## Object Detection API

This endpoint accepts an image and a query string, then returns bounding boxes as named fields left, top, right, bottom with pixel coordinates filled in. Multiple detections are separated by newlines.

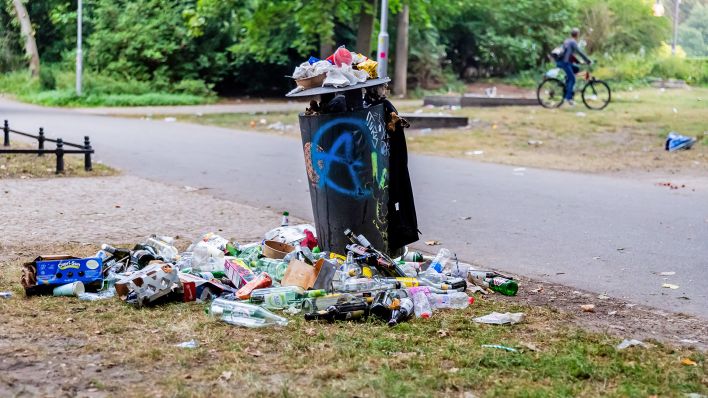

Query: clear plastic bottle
left=428, top=291, right=474, bottom=309
left=429, top=248, right=452, bottom=273
left=207, top=298, right=288, bottom=328
left=412, top=291, right=432, bottom=319
left=144, top=235, right=179, bottom=262
left=397, top=261, right=421, bottom=277
left=192, top=241, right=225, bottom=272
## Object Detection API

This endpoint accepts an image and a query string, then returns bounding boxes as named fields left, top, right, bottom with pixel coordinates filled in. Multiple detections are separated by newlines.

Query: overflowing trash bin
left=15, top=46, right=520, bottom=330
left=287, top=49, right=418, bottom=257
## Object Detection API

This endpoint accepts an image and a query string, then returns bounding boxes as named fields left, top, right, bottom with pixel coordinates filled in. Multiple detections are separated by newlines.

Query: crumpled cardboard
left=115, top=262, right=181, bottom=307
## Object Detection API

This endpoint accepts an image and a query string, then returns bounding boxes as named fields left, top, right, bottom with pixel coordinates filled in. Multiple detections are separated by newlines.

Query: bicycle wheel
left=537, top=78, right=566, bottom=109
left=582, top=80, right=611, bottom=110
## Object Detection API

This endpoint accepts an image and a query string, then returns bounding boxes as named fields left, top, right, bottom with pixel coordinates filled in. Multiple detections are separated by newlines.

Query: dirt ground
left=1, top=176, right=705, bottom=397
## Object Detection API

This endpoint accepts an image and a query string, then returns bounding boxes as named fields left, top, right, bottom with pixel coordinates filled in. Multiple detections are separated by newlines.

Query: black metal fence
left=1, top=120, right=93, bottom=174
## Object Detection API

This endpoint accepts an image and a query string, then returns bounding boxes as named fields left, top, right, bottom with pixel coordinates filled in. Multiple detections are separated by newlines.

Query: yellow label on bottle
left=328, top=253, right=346, bottom=264
left=440, top=284, right=449, bottom=291
left=395, top=277, right=419, bottom=287
left=361, top=266, right=373, bottom=278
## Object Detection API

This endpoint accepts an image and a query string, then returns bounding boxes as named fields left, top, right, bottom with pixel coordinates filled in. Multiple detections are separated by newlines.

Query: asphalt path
left=2, top=97, right=706, bottom=319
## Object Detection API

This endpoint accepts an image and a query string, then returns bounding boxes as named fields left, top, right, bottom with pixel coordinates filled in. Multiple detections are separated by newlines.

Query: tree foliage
left=0, top=0, right=700, bottom=95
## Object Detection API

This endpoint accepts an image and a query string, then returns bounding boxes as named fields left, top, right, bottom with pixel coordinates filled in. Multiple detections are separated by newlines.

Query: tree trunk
left=320, top=38, right=334, bottom=59
left=393, top=3, right=409, bottom=97
left=11, top=0, right=40, bottom=77
left=356, top=0, right=377, bottom=57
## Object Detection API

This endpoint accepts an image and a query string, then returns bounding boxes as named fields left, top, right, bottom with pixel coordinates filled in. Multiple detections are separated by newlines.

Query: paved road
left=2, top=98, right=707, bottom=319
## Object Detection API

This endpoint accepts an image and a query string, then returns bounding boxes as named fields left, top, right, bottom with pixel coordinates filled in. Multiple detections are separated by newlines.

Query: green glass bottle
left=253, top=258, right=288, bottom=282
left=207, top=298, right=288, bottom=328
left=486, top=276, right=518, bottom=296
left=249, top=286, right=326, bottom=309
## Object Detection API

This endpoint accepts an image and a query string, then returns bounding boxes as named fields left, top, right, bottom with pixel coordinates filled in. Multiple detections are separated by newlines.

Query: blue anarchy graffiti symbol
left=310, top=118, right=375, bottom=198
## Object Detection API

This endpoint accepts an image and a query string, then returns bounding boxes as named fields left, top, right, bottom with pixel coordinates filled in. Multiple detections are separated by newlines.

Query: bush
left=172, top=79, right=215, bottom=97
left=39, top=68, right=57, bottom=90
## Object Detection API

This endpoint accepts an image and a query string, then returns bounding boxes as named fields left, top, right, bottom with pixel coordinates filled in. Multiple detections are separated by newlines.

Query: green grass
left=0, top=68, right=215, bottom=107
left=0, top=142, right=118, bottom=178
left=0, top=246, right=706, bottom=397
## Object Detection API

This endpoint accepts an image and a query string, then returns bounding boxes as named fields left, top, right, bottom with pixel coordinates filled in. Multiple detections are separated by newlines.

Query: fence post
left=38, top=127, right=45, bottom=156
left=3, top=120, right=8, bottom=147
left=83, top=136, right=92, bottom=171
left=55, top=138, right=65, bottom=174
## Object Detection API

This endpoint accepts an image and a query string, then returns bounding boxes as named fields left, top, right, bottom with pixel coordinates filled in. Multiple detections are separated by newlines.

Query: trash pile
left=19, top=215, right=518, bottom=328
left=288, top=46, right=379, bottom=94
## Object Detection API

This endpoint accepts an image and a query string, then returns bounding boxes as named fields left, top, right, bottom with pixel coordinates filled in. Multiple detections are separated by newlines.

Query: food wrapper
left=357, top=59, right=378, bottom=79
left=351, top=52, right=368, bottom=64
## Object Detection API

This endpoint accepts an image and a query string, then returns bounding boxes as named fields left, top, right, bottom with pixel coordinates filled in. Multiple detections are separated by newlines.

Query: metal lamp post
left=76, top=0, right=82, bottom=96
left=653, top=0, right=681, bottom=55
left=376, top=0, right=389, bottom=78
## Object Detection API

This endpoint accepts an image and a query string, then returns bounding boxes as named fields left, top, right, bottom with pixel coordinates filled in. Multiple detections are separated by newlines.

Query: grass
left=0, top=69, right=215, bottom=107
left=138, top=87, right=708, bottom=175
left=400, top=86, right=708, bottom=174
left=0, top=244, right=706, bottom=397
left=0, top=142, right=117, bottom=178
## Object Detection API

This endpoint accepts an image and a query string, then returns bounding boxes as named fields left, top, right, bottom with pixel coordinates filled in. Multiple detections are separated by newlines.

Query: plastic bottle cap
left=421, top=313, right=431, bottom=319
left=468, top=297, right=475, bottom=304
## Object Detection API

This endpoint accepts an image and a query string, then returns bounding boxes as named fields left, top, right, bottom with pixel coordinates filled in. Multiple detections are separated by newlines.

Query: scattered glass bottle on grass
left=469, top=271, right=518, bottom=296
left=249, top=286, right=326, bottom=309
left=207, top=298, right=288, bottom=328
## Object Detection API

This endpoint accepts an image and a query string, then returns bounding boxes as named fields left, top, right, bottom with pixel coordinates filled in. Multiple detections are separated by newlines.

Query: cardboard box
left=115, top=262, right=181, bottom=307
left=178, top=272, right=236, bottom=302
left=224, top=259, right=254, bottom=289
left=281, top=259, right=328, bottom=290
left=22, top=255, right=103, bottom=295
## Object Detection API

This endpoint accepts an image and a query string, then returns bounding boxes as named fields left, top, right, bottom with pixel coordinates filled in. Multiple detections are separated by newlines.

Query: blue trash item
left=308, top=56, right=321, bottom=65
left=26, top=255, right=103, bottom=287
left=666, top=131, right=697, bottom=152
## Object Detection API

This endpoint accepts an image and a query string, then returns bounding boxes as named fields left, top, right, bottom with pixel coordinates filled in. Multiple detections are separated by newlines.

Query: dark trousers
left=556, top=61, right=578, bottom=100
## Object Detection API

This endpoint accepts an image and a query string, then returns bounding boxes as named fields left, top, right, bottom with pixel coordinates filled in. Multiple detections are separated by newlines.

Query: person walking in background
left=557, top=28, right=592, bottom=106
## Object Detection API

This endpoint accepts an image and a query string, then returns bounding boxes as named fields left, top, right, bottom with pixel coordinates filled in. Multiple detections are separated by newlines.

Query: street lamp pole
left=671, top=0, right=681, bottom=55
left=76, top=0, right=82, bottom=96
left=376, top=0, right=389, bottom=78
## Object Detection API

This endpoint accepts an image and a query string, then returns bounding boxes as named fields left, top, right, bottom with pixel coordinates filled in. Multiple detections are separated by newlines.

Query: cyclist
left=557, top=28, right=592, bottom=106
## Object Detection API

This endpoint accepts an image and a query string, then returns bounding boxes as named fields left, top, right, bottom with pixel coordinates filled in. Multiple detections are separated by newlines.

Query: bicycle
left=536, top=64, right=611, bottom=110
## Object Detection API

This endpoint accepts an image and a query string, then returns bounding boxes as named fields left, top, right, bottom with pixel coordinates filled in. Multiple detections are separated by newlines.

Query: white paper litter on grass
left=473, top=312, right=525, bottom=325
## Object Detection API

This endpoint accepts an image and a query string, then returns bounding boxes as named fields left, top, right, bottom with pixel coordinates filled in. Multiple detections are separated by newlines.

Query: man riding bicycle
left=556, top=28, right=592, bottom=106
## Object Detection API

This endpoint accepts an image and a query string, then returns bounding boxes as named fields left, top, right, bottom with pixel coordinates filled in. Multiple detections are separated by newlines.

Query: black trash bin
left=298, top=103, right=392, bottom=255
left=288, top=78, right=418, bottom=257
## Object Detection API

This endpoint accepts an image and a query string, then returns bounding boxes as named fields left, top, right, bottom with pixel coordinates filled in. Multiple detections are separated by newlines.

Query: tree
left=679, top=3, right=708, bottom=56
left=355, top=0, right=376, bottom=57
left=10, top=0, right=39, bottom=77
left=393, top=3, right=409, bottom=96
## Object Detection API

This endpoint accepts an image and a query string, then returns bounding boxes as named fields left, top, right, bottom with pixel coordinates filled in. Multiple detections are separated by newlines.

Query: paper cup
left=53, top=281, right=85, bottom=297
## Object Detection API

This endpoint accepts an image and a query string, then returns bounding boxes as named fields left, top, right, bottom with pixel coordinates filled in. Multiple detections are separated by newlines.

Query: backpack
left=550, top=45, right=564, bottom=61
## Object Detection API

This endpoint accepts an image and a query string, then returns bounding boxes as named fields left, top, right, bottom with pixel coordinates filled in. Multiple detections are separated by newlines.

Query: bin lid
left=285, top=77, right=391, bottom=98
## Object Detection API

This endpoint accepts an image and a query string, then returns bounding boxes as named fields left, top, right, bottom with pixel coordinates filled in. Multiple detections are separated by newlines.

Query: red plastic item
left=302, top=229, right=318, bottom=250
left=235, top=273, right=272, bottom=300
left=326, top=47, right=353, bottom=67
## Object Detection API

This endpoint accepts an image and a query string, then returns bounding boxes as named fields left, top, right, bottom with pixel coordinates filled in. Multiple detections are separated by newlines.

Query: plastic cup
left=53, top=281, right=85, bottom=297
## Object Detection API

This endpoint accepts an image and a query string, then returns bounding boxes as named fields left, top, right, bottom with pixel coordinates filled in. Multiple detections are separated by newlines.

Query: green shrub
left=172, top=79, right=215, bottom=97
left=39, top=68, right=56, bottom=90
